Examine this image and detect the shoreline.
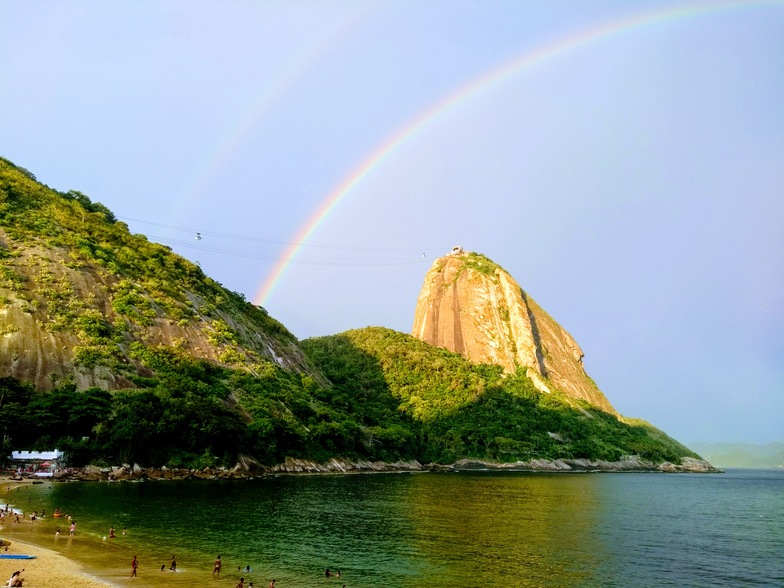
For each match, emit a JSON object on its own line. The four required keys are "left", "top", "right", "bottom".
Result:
{"left": 0, "top": 479, "right": 113, "bottom": 587}
{"left": 50, "top": 455, "right": 720, "bottom": 483}
{"left": 0, "top": 458, "right": 722, "bottom": 587}
{"left": 0, "top": 479, "right": 266, "bottom": 588}
{"left": 0, "top": 535, "right": 114, "bottom": 588}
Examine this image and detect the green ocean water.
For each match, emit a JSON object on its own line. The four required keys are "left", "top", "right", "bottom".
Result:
{"left": 3, "top": 469, "right": 782, "bottom": 587}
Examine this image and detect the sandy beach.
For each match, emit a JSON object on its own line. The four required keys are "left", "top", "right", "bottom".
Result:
{"left": 0, "top": 479, "right": 112, "bottom": 588}
{"left": 0, "top": 537, "right": 112, "bottom": 588}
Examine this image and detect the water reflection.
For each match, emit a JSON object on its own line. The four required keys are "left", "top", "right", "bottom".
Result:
{"left": 7, "top": 473, "right": 608, "bottom": 588}
{"left": 404, "top": 472, "right": 605, "bottom": 587}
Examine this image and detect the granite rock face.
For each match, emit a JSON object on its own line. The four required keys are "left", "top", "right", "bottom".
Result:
{"left": 0, "top": 228, "right": 322, "bottom": 391}
{"left": 412, "top": 250, "right": 616, "bottom": 414}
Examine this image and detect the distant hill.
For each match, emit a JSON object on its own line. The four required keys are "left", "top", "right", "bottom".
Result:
{"left": 689, "top": 442, "right": 784, "bottom": 468}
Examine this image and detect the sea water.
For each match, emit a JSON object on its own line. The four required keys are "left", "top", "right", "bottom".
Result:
{"left": 3, "top": 469, "right": 782, "bottom": 587}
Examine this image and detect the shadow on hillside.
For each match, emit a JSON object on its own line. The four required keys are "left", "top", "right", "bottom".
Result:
{"left": 301, "top": 334, "right": 422, "bottom": 460}
{"left": 303, "top": 331, "right": 692, "bottom": 465}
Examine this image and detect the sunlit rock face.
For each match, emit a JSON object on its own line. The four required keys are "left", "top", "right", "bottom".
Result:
{"left": 0, "top": 229, "right": 321, "bottom": 392}
{"left": 412, "top": 249, "right": 616, "bottom": 414}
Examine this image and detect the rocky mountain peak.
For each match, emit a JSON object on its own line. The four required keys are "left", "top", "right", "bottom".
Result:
{"left": 412, "top": 250, "right": 616, "bottom": 414}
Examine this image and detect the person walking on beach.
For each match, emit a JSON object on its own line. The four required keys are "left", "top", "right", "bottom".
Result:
{"left": 130, "top": 555, "right": 138, "bottom": 578}
{"left": 213, "top": 555, "right": 222, "bottom": 576}
{"left": 69, "top": 521, "right": 76, "bottom": 535}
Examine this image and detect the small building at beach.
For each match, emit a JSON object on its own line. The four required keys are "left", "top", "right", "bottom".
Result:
{"left": 10, "top": 449, "right": 65, "bottom": 476}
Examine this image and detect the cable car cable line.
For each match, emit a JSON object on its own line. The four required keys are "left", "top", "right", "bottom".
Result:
{"left": 147, "top": 235, "right": 429, "bottom": 268}
{"left": 118, "top": 215, "right": 426, "bottom": 255}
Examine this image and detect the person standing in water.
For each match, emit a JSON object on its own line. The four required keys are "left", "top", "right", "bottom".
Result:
{"left": 130, "top": 555, "right": 138, "bottom": 578}
{"left": 213, "top": 555, "right": 222, "bottom": 577}
{"left": 169, "top": 555, "right": 177, "bottom": 571}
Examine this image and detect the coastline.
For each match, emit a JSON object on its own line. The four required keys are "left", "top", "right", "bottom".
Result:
{"left": 56, "top": 455, "right": 720, "bottom": 482}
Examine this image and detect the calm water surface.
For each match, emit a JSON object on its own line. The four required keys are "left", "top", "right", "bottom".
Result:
{"left": 3, "top": 469, "right": 782, "bottom": 587}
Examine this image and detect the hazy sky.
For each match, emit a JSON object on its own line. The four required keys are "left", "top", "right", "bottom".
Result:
{"left": 2, "top": 1, "right": 782, "bottom": 445}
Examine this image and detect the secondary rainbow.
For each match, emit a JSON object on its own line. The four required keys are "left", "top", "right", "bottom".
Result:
{"left": 254, "top": 0, "right": 782, "bottom": 307}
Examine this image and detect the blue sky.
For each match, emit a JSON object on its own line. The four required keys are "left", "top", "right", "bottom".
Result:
{"left": 2, "top": 1, "right": 782, "bottom": 445}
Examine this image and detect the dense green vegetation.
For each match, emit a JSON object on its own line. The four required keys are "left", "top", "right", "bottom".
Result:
{"left": 0, "top": 327, "right": 698, "bottom": 469}
{"left": 302, "top": 328, "right": 698, "bottom": 464}
{"left": 0, "top": 157, "right": 699, "bottom": 470}
{"left": 0, "top": 156, "right": 295, "bottom": 376}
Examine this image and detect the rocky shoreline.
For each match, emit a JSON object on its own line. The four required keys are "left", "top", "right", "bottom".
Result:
{"left": 42, "top": 455, "right": 719, "bottom": 482}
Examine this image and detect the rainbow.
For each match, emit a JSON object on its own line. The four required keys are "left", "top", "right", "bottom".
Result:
{"left": 254, "top": 0, "right": 782, "bottom": 307}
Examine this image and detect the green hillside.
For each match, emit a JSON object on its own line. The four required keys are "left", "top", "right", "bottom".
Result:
{"left": 301, "top": 327, "right": 699, "bottom": 464}
{"left": 0, "top": 157, "right": 700, "bottom": 470}
{"left": 0, "top": 156, "right": 300, "bottom": 374}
